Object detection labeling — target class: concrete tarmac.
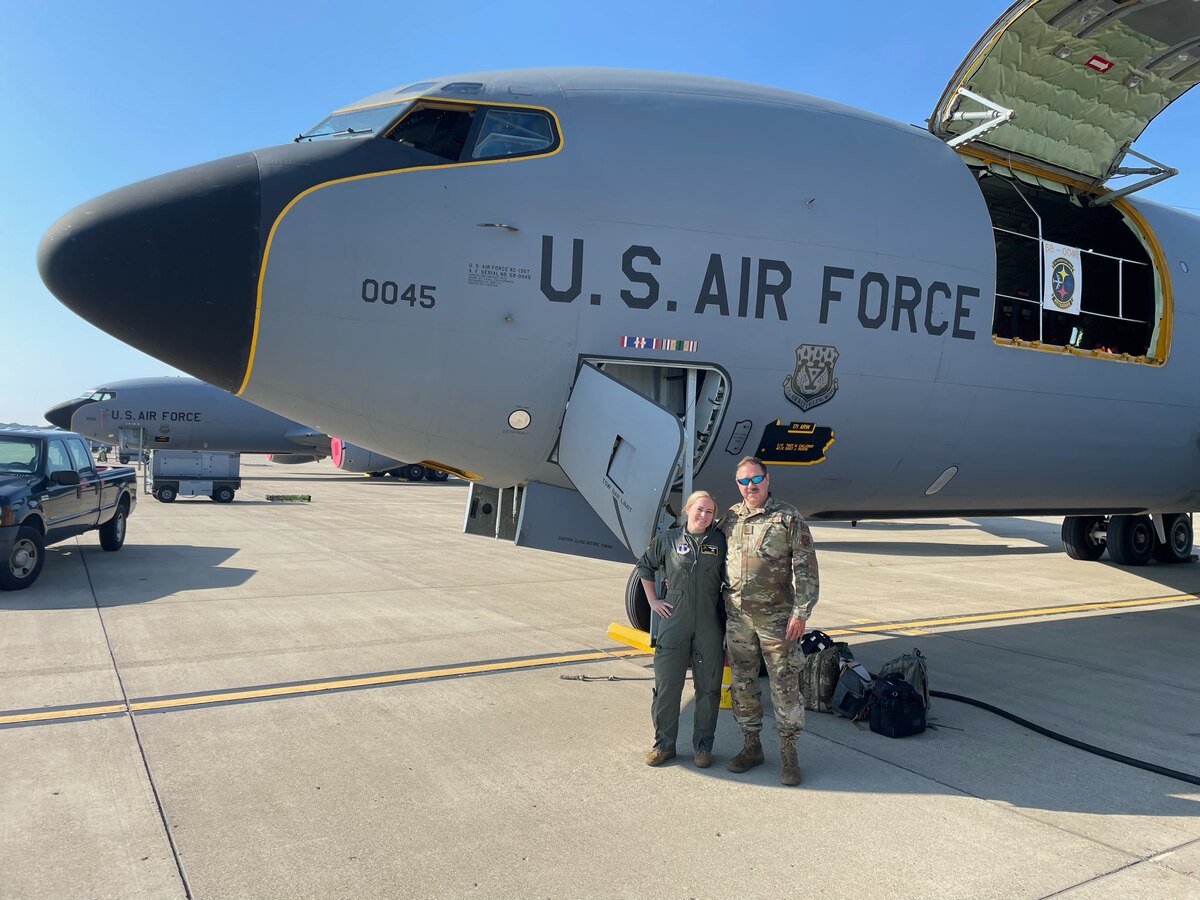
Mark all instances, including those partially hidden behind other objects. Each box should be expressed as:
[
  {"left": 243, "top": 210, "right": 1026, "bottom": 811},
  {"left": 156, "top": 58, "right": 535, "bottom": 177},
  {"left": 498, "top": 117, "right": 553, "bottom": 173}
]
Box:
[{"left": 2, "top": 460, "right": 1198, "bottom": 899}]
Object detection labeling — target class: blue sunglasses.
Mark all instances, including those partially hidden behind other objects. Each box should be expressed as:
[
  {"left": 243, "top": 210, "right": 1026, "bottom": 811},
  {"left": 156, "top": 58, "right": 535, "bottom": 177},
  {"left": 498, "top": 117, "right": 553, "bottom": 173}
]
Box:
[{"left": 737, "top": 474, "right": 766, "bottom": 485}]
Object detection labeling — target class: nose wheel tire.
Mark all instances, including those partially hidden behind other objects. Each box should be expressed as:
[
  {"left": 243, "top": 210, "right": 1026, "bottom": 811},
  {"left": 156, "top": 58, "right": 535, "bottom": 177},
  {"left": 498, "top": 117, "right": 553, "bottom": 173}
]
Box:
[
  {"left": 1, "top": 526, "right": 45, "bottom": 591},
  {"left": 1061, "top": 516, "right": 1107, "bottom": 560},
  {"left": 1153, "top": 513, "right": 1193, "bottom": 564},
  {"left": 624, "top": 566, "right": 651, "bottom": 632},
  {"left": 1106, "top": 514, "right": 1154, "bottom": 566}
]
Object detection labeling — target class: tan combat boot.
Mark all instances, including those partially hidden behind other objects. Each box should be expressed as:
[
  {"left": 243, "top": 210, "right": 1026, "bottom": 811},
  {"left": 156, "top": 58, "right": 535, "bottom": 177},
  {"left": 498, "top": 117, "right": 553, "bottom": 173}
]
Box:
[
  {"left": 725, "top": 732, "right": 765, "bottom": 773},
  {"left": 780, "top": 739, "right": 801, "bottom": 786},
  {"left": 644, "top": 748, "right": 676, "bottom": 767}
]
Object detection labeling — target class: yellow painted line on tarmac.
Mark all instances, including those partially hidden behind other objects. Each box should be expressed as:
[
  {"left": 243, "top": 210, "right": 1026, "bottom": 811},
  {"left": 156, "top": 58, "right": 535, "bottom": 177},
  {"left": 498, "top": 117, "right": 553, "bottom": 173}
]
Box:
[
  {"left": 825, "top": 593, "right": 1198, "bottom": 636},
  {"left": 0, "top": 647, "right": 648, "bottom": 728},
  {"left": 0, "top": 703, "right": 127, "bottom": 726},
  {"left": 607, "top": 593, "right": 1199, "bottom": 651}
]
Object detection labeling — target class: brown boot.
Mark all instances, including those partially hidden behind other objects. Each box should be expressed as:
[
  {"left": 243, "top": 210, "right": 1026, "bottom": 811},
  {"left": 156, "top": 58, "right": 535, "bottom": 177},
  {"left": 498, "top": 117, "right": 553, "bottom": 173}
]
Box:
[
  {"left": 780, "top": 739, "right": 801, "bottom": 786},
  {"left": 725, "top": 733, "right": 764, "bottom": 773},
  {"left": 644, "top": 748, "right": 676, "bottom": 767},
  {"left": 694, "top": 749, "right": 713, "bottom": 769}
]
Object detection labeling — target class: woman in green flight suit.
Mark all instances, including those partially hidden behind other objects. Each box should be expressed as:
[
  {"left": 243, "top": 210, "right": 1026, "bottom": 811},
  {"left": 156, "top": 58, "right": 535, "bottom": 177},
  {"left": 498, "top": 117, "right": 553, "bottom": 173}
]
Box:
[{"left": 636, "top": 490, "right": 728, "bottom": 768}]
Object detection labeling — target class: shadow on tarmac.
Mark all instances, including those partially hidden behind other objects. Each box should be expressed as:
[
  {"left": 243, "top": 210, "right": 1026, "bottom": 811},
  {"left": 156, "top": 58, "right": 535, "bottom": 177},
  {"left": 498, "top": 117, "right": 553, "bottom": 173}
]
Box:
[
  {"left": 819, "top": 540, "right": 1057, "bottom": 558},
  {"left": 673, "top": 605, "right": 1200, "bottom": 818},
  {"left": 0, "top": 544, "right": 251, "bottom": 610},
  {"left": 817, "top": 516, "right": 1200, "bottom": 594}
]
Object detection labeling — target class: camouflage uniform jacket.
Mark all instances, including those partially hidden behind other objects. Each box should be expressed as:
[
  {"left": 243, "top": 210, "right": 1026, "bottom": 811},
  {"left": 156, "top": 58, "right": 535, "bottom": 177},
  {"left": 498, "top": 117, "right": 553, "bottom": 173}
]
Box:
[{"left": 720, "top": 496, "right": 819, "bottom": 621}]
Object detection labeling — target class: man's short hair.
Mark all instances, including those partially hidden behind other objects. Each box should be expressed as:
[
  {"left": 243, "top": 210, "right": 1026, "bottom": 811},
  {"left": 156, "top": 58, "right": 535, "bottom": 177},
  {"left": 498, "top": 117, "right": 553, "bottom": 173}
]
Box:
[{"left": 735, "top": 456, "right": 767, "bottom": 474}]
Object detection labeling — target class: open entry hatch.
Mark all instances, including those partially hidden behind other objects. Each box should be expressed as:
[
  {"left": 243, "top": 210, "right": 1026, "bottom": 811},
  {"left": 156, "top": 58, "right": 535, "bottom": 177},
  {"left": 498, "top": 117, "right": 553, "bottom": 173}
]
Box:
[
  {"left": 556, "top": 360, "right": 730, "bottom": 555},
  {"left": 931, "top": 0, "right": 1200, "bottom": 202}
]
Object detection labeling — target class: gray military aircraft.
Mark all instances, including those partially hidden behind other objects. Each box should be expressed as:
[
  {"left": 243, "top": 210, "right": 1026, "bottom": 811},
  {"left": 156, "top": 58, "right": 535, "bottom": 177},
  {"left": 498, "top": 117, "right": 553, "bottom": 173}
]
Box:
[
  {"left": 36, "top": 1, "right": 1200, "bottom": 626},
  {"left": 44, "top": 377, "right": 444, "bottom": 479}
]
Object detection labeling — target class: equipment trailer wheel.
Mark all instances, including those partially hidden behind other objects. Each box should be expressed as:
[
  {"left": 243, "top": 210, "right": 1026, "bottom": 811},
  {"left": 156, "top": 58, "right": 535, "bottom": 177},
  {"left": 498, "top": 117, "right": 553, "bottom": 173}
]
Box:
[
  {"left": 156, "top": 485, "right": 177, "bottom": 503},
  {"left": 99, "top": 501, "right": 128, "bottom": 551},
  {"left": 624, "top": 566, "right": 651, "bottom": 632},
  {"left": 1, "top": 526, "right": 45, "bottom": 590},
  {"left": 1061, "top": 515, "right": 1106, "bottom": 561},
  {"left": 212, "top": 486, "right": 235, "bottom": 504},
  {"left": 1153, "top": 513, "right": 1193, "bottom": 564},
  {"left": 1106, "top": 514, "right": 1154, "bottom": 566}
]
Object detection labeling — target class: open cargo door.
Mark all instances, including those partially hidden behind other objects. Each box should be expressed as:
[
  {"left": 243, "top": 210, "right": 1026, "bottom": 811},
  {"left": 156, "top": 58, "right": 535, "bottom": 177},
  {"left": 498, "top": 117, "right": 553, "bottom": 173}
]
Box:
[
  {"left": 556, "top": 362, "right": 684, "bottom": 556},
  {"left": 931, "top": 0, "right": 1200, "bottom": 199}
]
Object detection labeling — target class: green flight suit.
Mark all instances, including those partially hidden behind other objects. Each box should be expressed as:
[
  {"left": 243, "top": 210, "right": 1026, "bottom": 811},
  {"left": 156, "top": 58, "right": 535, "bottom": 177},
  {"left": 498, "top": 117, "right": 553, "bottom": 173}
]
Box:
[{"left": 635, "top": 524, "right": 727, "bottom": 752}]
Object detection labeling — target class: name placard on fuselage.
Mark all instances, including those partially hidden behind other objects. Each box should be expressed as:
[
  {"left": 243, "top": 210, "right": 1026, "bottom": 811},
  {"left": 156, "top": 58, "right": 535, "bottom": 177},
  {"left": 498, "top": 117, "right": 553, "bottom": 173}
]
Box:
[{"left": 538, "top": 236, "right": 980, "bottom": 340}]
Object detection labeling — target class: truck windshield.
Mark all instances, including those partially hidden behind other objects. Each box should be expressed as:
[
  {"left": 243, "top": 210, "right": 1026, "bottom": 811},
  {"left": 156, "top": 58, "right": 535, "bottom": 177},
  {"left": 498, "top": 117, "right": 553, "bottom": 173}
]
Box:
[
  {"left": 0, "top": 437, "right": 40, "bottom": 474},
  {"left": 296, "top": 101, "right": 413, "bottom": 142}
]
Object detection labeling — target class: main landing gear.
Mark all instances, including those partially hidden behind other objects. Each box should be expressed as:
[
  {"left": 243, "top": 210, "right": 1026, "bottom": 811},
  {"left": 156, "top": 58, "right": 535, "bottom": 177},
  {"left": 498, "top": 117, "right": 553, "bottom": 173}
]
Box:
[{"left": 1062, "top": 513, "right": 1193, "bottom": 566}]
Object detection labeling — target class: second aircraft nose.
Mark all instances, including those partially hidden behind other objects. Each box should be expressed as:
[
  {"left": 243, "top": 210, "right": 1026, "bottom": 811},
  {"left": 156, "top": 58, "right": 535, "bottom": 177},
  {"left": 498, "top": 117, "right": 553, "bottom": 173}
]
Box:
[{"left": 37, "top": 152, "right": 262, "bottom": 392}]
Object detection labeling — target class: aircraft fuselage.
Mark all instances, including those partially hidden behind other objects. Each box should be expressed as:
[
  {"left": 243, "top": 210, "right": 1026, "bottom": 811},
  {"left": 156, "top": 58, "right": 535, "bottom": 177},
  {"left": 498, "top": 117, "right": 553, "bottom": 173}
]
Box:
[{"left": 38, "top": 70, "right": 1200, "bottom": 519}]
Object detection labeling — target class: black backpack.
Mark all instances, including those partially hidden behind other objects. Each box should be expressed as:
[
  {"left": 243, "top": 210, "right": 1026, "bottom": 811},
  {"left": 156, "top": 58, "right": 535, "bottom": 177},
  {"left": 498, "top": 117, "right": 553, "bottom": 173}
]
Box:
[{"left": 868, "top": 674, "right": 927, "bottom": 738}]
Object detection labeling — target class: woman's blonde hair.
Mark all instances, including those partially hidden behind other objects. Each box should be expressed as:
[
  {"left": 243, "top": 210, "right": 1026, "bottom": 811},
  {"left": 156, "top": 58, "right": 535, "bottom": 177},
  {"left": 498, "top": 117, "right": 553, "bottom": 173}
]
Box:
[{"left": 681, "top": 490, "right": 717, "bottom": 516}]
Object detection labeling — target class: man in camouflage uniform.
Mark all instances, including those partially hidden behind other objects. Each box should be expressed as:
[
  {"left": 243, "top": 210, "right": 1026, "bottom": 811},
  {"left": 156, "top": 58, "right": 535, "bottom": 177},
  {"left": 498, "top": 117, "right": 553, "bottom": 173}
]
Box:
[{"left": 720, "top": 456, "right": 819, "bottom": 786}]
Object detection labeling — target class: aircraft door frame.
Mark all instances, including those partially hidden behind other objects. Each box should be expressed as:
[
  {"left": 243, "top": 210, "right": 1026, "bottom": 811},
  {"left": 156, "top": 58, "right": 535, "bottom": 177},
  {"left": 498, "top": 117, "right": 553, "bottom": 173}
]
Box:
[
  {"left": 556, "top": 362, "right": 685, "bottom": 556},
  {"left": 580, "top": 357, "right": 732, "bottom": 497}
]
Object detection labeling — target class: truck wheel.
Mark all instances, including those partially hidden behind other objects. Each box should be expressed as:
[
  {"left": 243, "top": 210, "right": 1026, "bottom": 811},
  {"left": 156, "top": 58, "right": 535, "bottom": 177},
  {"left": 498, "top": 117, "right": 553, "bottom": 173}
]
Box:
[
  {"left": 212, "top": 486, "right": 235, "bottom": 503},
  {"left": 404, "top": 464, "right": 427, "bottom": 481},
  {"left": 157, "top": 485, "right": 177, "bottom": 503},
  {"left": 99, "top": 501, "right": 128, "bottom": 551},
  {"left": 1, "top": 526, "right": 45, "bottom": 590}
]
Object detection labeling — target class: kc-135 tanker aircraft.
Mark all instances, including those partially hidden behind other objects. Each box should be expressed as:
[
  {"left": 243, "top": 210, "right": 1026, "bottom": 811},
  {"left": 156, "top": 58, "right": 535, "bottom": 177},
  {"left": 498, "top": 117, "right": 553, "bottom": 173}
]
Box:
[
  {"left": 37, "top": 0, "right": 1200, "bottom": 625},
  {"left": 44, "top": 377, "right": 442, "bottom": 479}
]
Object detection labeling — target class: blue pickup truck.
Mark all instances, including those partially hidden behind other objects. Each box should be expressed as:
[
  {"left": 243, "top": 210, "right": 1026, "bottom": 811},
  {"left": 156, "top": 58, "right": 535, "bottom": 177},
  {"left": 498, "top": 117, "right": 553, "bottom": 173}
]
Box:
[{"left": 0, "top": 427, "right": 138, "bottom": 590}]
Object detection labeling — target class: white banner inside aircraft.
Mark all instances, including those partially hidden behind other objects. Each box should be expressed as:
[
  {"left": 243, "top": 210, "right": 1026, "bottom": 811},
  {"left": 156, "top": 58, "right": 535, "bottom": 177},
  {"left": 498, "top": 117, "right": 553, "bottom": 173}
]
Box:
[{"left": 1042, "top": 241, "right": 1083, "bottom": 316}]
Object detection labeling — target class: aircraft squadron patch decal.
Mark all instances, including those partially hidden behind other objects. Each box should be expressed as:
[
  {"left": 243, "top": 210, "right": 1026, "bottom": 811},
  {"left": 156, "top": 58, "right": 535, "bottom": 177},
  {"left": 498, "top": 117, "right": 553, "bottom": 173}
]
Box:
[
  {"left": 1049, "top": 259, "right": 1075, "bottom": 309},
  {"left": 755, "top": 420, "right": 834, "bottom": 466},
  {"left": 1042, "top": 242, "right": 1083, "bottom": 315},
  {"left": 783, "top": 344, "right": 839, "bottom": 411}
]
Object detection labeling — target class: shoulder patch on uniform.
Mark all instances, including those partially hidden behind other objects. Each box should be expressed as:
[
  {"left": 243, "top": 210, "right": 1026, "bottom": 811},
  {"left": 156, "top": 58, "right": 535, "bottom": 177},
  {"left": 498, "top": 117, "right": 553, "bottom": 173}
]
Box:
[{"left": 801, "top": 533, "right": 813, "bottom": 548}]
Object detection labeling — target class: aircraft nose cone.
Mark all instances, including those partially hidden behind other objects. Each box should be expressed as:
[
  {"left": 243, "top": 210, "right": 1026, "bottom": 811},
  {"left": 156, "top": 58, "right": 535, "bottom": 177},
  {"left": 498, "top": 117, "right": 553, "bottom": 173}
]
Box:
[
  {"left": 38, "top": 152, "right": 262, "bottom": 392},
  {"left": 45, "top": 399, "right": 88, "bottom": 430}
]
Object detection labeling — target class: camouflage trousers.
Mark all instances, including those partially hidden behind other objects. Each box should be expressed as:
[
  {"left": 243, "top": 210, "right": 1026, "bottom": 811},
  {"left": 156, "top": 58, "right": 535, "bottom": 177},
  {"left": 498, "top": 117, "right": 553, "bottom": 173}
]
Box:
[{"left": 725, "top": 607, "right": 805, "bottom": 740}]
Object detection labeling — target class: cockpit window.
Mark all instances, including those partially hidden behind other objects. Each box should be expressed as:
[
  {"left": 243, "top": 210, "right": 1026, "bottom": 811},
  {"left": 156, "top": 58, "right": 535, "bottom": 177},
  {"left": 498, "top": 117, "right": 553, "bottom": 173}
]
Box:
[
  {"left": 471, "top": 109, "right": 555, "bottom": 160},
  {"left": 297, "top": 102, "right": 413, "bottom": 142},
  {"left": 78, "top": 390, "right": 115, "bottom": 401},
  {"left": 387, "top": 104, "right": 476, "bottom": 161}
]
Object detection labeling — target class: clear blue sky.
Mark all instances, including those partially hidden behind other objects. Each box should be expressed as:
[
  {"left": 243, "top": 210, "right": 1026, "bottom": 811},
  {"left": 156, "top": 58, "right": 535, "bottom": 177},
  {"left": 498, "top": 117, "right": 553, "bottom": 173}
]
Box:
[{"left": 3, "top": 1, "right": 1197, "bottom": 426}]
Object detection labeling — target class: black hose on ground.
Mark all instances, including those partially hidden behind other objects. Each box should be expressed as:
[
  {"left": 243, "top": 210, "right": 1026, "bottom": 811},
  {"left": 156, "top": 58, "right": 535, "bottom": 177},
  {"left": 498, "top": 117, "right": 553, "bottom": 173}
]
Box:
[{"left": 930, "top": 689, "right": 1200, "bottom": 787}]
